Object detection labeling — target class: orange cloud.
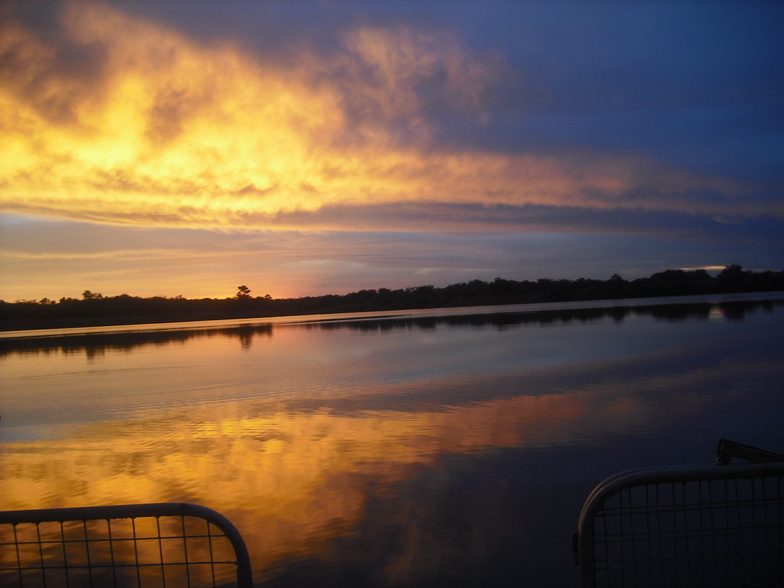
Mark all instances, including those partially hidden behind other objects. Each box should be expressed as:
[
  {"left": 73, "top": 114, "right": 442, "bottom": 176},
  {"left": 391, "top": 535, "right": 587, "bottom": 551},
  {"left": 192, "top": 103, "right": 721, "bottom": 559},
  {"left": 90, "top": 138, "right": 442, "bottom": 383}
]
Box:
[{"left": 0, "top": 2, "right": 759, "bottom": 231}]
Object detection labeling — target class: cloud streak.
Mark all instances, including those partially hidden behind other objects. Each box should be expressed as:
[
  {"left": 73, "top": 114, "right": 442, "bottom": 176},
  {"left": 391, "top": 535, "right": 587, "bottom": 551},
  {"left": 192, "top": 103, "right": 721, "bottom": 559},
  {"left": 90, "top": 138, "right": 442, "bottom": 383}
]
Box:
[{"left": 1, "top": 1, "right": 773, "bottom": 234}]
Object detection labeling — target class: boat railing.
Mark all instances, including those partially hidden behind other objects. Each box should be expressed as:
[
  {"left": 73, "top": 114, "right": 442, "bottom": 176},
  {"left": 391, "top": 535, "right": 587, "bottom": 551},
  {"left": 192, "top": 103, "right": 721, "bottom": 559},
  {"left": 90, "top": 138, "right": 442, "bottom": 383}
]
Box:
[
  {"left": 0, "top": 502, "right": 253, "bottom": 587},
  {"left": 573, "top": 439, "right": 784, "bottom": 587}
]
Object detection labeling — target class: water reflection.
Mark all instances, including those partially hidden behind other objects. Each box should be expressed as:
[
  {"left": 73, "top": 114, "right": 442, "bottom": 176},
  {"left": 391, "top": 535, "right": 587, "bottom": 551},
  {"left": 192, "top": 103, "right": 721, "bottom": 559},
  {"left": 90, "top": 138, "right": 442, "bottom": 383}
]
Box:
[
  {"left": 0, "top": 515, "right": 241, "bottom": 588},
  {"left": 0, "top": 323, "right": 274, "bottom": 357},
  {"left": 1, "top": 295, "right": 783, "bottom": 586},
  {"left": 2, "top": 296, "right": 781, "bottom": 357}
]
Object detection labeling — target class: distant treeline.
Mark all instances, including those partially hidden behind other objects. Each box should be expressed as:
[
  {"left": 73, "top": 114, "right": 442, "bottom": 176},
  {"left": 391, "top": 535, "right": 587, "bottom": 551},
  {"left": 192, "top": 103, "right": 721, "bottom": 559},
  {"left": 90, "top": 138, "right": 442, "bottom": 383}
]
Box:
[{"left": 2, "top": 265, "right": 783, "bottom": 331}]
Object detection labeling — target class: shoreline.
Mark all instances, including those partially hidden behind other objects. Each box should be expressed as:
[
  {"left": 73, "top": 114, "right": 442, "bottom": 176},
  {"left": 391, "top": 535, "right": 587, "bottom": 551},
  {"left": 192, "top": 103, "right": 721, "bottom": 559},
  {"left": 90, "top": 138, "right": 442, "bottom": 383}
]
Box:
[
  {"left": 3, "top": 267, "right": 783, "bottom": 333},
  {"left": 3, "top": 290, "right": 783, "bottom": 342}
]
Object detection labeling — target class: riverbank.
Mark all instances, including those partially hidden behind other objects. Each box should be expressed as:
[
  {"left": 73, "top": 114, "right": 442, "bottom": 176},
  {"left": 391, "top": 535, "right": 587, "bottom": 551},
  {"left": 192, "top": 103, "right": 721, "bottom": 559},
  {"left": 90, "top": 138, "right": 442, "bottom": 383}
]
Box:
[{"left": 2, "top": 266, "right": 783, "bottom": 331}]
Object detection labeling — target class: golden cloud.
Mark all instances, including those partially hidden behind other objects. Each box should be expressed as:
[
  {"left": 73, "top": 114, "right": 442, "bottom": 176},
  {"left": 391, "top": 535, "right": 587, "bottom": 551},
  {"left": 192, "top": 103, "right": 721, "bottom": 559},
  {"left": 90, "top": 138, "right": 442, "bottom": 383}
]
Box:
[{"left": 0, "top": 2, "right": 757, "bottom": 230}]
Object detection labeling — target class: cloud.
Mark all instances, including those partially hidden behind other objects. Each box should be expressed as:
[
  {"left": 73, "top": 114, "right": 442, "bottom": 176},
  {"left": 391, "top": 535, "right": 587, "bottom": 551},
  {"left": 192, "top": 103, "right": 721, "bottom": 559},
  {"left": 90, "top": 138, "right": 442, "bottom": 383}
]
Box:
[
  {"left": 1, "top": 1, "right": 776, "bottom": 234},
  {"left": 711, "top": 215, "right": 743, "bottom": 226}
]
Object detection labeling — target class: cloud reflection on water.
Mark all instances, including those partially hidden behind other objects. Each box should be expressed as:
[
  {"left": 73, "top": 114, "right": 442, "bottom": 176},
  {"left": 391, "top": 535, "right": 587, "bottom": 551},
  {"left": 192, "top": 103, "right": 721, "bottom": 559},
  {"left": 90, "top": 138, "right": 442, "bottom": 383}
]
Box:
[{"left": 1, "top": 297, "right": 783, "bottom": 586}]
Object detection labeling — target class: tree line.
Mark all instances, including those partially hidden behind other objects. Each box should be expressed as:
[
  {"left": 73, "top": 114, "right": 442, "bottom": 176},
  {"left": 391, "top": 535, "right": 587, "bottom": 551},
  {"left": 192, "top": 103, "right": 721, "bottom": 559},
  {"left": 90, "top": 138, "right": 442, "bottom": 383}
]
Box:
[{"left": 2, "top": 265, "right": 783, "bottom": 331}]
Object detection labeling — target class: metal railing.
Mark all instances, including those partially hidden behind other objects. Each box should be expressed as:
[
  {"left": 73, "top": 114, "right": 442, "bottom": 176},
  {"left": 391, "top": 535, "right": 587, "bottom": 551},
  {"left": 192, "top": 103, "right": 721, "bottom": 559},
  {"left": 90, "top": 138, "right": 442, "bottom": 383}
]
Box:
[
  {"left": 0, "top": 502, "right": 253, "bottom": 588},
  {"left": 574, "top": 440, "right": 784, "bottom": 587}
]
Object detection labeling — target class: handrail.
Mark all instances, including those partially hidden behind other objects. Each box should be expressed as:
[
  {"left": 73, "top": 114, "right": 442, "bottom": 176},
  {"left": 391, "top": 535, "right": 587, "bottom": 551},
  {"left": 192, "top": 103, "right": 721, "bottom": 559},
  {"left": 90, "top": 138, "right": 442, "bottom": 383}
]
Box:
[
  {"left": 574, "top": 451, "right": 784, "bottom": 587},
  {"left": 716, "top": 437, "right": 784, "bottom": 464},
  {"left": 0, "top": 502, "right": 253, "bottom": 587}
]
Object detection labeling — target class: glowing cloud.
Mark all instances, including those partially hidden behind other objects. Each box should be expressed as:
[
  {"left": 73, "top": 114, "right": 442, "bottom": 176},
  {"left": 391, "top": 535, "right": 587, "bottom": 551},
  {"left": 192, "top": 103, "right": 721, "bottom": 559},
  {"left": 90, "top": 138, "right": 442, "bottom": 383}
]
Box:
[{"left": 0, "top": 2, "right": 767, "bottom": 232}]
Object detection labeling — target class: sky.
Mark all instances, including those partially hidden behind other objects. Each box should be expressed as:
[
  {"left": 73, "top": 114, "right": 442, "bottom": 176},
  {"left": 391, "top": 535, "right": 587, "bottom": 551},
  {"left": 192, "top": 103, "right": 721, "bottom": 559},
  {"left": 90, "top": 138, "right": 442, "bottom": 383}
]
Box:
[{"left": 1, "top": 1, "right": 783, "bottom": 301}]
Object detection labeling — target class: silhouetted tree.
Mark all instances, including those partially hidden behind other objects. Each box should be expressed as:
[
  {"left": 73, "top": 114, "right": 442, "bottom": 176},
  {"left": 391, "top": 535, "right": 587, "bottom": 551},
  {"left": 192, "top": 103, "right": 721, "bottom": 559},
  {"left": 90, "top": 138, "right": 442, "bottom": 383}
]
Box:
[
  {"left": 3, "top": 266, "right": 783, "bottom": 332},
  {"left": 717, "top": 264, "right": 751, "bottom": 293}
]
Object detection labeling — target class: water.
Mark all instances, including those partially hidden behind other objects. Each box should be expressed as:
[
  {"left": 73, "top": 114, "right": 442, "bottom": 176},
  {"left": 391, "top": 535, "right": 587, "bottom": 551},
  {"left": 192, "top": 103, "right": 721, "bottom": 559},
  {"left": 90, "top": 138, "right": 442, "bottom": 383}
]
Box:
[{"left": 1, "top": 294, "right": 783, "bottom": 587}]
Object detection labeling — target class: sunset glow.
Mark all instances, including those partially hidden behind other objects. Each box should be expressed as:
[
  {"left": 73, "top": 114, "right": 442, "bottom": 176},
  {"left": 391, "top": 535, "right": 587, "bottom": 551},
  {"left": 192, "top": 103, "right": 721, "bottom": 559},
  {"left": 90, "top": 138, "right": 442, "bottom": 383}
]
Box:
[{"left": 1, "top": 1, "right": 782, "bottom": 300}]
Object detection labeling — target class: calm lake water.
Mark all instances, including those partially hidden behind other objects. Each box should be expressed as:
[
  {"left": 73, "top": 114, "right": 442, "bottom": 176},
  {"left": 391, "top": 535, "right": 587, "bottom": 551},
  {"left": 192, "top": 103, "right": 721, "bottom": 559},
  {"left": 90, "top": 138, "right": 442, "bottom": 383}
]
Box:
[{"left": 2, "top": 293, "right": 783, "bottom": 587}]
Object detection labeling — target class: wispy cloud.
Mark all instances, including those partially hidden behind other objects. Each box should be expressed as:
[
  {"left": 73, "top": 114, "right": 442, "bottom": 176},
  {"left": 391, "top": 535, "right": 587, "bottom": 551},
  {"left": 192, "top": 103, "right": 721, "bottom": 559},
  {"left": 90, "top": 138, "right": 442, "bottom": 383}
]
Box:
[{"left": 1, "top": 1, "right": 772, "bottom": 234}]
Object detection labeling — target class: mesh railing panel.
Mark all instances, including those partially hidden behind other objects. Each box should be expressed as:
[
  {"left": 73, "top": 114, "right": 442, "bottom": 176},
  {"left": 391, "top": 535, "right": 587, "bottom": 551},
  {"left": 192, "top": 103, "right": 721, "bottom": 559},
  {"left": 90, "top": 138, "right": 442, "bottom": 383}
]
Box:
[
  {"left": 576, "top": 463, "right": 784, "bottom": 588},
  {"left": 0, "top": 503, "right": 252, "bottom": 588}
]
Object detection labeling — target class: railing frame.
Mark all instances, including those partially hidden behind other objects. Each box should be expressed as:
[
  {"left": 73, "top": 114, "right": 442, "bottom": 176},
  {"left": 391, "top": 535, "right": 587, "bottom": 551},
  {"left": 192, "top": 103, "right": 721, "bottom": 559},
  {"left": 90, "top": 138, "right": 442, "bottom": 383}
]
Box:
[
  {"left": 574, "top": 459, "right": 784, "bottom": 587},
  {"left": 0, "top": 502, "right": 253, "bottom": 587}
]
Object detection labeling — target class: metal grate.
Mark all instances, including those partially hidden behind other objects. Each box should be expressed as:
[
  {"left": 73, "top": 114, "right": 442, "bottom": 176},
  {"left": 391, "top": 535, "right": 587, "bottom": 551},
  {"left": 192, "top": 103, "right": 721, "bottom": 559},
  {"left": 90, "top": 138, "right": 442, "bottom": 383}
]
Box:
[
  {"left": 575, "top": 458, "right": 784, "bottom": 587},
  {"left": 0, "top": 503, "right": 253, "bottom": 588}
]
